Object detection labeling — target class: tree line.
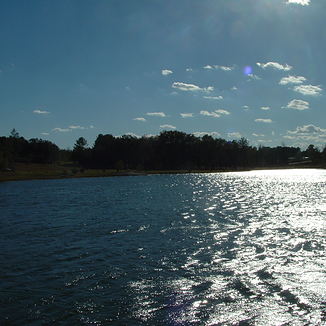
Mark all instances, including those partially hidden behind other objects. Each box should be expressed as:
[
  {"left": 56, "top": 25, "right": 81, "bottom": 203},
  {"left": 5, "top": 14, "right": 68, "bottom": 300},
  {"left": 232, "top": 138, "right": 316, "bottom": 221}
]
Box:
[
  {"left": 1, "top": 129, "right": 325, "bottom": 171},
  {"left": 72, "top": 131, "right": 326, "bottom": 170}
]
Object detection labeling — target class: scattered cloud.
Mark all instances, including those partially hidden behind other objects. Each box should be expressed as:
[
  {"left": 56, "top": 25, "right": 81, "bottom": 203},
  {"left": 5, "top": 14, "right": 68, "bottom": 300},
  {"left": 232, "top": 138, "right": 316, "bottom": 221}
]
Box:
[
  {"left": 143, "top": 134, "right": 157, "bottom": 138},
  {"left": 160, "top": 124, "right": 176, "bottom": 129},
  {"left": 287, "top": 124, "right": 326, "bottom": 135},
  {"left": 200, "top": 109, "right": 230, "bottom": 118},
  {"left": 215, "top": 109, "right": 230, "bottom": 115},
  {"left": 255, "top": 118, "right": 273, "bottom": 123},
  {"left": 228, "top": 132, "right": 242, "bottom": 139},
  {"left": 242, "top": 105, "right": 250, "bottom": 110},
  {"left": 284, "top": 124, "right": 326, "bottom": 144},
  {"left": 186, "top": 68, "right": 193, "bottom": 72},
  {"left": 200, "top": 110, "right": 220, "bottom": 118},
  {"left": 203, "top": 96, "right": 223, "bottom": 100},
  {"left": 162, "top": 69, "right": 173, "bottom": 76},
  {"left": 193, "top": 131, "right": 221, "bottom": 138},
  {"left": 248, "top": 74, "right": 261, "bottom": 80},
  {"left": 252, "top": 133, "right": 265, "bottom": 137},
  {"left": 231, "top": 86, "right": 238, "bottom": 90},
  {"left": 69, "top": 125, "right": 85, "bottom": 130},
  {"left": 203, "top": 65, "right": 234, "bottom": 71},
  {"left": 257, "top": 139, "right": 273, "bottom": 143},
  {"left": 260, "top": 106, "right": 271, "bottom": 111},
  {"left": 172, "top": 82, "right": 213, "bottom": 92},
  {"left": 218, "top": 65, "right": 234, "bottom": 71},
  {"left": 33, "top": 109, "right": 50, "bottom": 114},
  {"left": 287, "top": 0, "right": 310, "bottom": 5},
  {"left": 41, "top": 132, "right": 49, "bottom": 136},
  {"left": 53, "top": 128, "right": 71, "bottom": 132},
  {"left": 279, "top": 75, "right": 306, "bottom": 85},
  {"left": 256, "top": 62, "right": 292, "bottom": 71},
  {"left": 283, "top": 99, "right": 310, "bottom": 110},
  {"left": 52, "top": 125, "right": 90, "bottom": 132},
  {"left": 134, "top": 117, "right": 146, "bottom": 122},
  {"left": 180, "top": 113, "right": 194, "bottom": 118},
  {"left": 293, "top": 84, "right": 322, "bottom": 96},
  {"left": 124, "top": 132, "right": 140, "bottom": 138},
  {"left": 146, "top": 112, "right": 166, "bottom": 117}
]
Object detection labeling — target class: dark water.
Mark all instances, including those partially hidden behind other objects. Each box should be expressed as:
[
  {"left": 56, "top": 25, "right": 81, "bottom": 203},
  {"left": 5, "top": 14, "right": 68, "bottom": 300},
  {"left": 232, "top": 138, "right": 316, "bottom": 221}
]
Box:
[{"left": 1, "top": 169, "right": 325, "bottom": 325}]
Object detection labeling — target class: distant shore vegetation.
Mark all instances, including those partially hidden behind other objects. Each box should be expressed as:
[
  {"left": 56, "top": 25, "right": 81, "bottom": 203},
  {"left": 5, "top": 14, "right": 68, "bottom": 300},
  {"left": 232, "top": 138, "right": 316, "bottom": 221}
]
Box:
[{"left": 1, "top": 129, "right": 325, "bottom": 180}]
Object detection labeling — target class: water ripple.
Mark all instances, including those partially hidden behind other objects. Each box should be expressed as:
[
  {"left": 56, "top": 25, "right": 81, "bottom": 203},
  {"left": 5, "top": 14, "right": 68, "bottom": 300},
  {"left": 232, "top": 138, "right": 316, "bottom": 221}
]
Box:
[{"left": 0, "top": 169, "right": 325, "bottom": 325}]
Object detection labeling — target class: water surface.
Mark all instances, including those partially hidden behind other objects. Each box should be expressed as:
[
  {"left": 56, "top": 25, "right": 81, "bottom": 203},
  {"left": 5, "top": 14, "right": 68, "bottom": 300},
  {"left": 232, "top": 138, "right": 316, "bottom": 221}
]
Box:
[{"left": 1, "top": 169, "right": 325, "bottom": 325}]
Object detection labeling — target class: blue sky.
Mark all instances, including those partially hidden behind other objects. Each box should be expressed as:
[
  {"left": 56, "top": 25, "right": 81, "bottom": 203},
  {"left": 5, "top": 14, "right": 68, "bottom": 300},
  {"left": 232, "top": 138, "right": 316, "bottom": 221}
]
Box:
[{"left": 0, "top": 0, "right": 325, "bottom": 149}]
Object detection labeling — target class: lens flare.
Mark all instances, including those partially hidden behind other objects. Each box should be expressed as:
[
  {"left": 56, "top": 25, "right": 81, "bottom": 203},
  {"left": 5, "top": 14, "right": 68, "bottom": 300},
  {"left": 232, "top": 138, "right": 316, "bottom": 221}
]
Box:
[{"left": 243, "top": 66, "right": 252, "bottom": 75}]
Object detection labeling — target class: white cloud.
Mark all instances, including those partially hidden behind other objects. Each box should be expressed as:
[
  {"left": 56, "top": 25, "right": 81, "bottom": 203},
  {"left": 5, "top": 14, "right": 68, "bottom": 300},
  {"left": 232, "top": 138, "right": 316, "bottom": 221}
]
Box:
[
  {"left": 283, "top": 99, "right": 310, "bottom": 110},
  {"left": 257, "top": 139, "right": 273, "bottom": 143},
  {"left": 143, "top": 134, "right": 156, "bottom": 138},
  {"left": 218, "top": 65, "right": 234, "bottom": 71},
  {"left": 146, "top": 112, "right": 166, "bottom": 117},
  {"left": 279, "top": 75, "right": 306, "bottom": 85},
  {"left": 256, "top": 62, "right": 292, "bottom": 71},
  {"left": 228, "top": 132, "right": 242, "bottom": 139},
  {"left": 162, "top": 69, "right": 173, "bottom": 76},
  {"left": 242, "top": 105, "right": 250, "bottom": 110},
  {"left": 215, "top": 109, "right": 230, "bottom": 115},
  {"left": 203, "top": 96, "right": 223, "bottom": 100},
  {"left": 260, "top": 106, "right": 271, "bottom": 111},
  {"left": 255, "top": 118, "right": 273, "bottom": 123},
  {"left": 124, "top": 132, "right": 140, "bottom": 138},
  {"left": 285, "top": 124, "right": 326, "bottom": 145},
  {"left": 193, "top": 131, "right": 221, "bottom": 138},
  {"left": 180, "top": 113, "right": 194, "bottom": 118},
  {"left": 33, "top": 109, "right": 50, "bottom": 114},
  {"left": 252, "top": 133, "right": 265, "bottom": 137},
  {"left": 293, "top": 84, "right": 322, "bottom": 96},
  {"left": 172, "top": 82, "right": 213, "bottom": 92},
  {"left": 231, "top": 86, "right": 238, "bottom": 90},
  {"left": 69, "top": 125, "right": 85, "bottom": 130},
  {"left": 89, "top": 125, "right": 95, "bottom": 129},
  {"left": 287, "top": 124, "right": 326, "bottom": 135},
  {"left": 200, "top": 109, "right": 230, "bottom": 118},
  {"left": 200, "top": 110, "right": 220, "bottom": 118},
  {"left": 41, "top": 132, "right": 49, "bottom": 136},
  {"left": 186, "top": 68, "right": 193, "bottom": 72},
  {"left": 160, "top": 124, "right": 176, "bottom": 129},
  {"left": 287, "top": 0, "right": 310, "bottom": 5},
  {"left": 53, "top": 128, "right": 71, "bottom": 132},
  {"left": 134, "top": 117, "right": 146, "bottom": 122},
  {"left": 248, "top": 74, "right": 261, "bottom": 80},
  {"left": 203, "top": 65, "right": 234, "bottom": 71}
]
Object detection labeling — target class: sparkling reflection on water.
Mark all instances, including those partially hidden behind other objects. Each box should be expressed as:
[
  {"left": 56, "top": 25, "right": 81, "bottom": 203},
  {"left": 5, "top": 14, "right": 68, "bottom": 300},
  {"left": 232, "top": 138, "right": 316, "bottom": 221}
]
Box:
[{"left": 0, "top": 169, "right": 325, "bottom": 325}]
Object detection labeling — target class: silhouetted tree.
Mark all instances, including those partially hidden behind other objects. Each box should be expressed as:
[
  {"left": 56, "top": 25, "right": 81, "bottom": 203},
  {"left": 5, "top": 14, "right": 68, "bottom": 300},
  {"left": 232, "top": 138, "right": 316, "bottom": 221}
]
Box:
[{"left": 10, "top": 128, "right": 19, "bottom": 138}]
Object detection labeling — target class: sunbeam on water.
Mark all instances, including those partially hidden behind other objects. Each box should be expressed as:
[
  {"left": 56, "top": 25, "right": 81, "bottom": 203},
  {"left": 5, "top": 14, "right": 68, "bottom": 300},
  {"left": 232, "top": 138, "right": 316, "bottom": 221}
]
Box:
[{"left": 0, "top": 169, "right": 325, "bottom": 325}]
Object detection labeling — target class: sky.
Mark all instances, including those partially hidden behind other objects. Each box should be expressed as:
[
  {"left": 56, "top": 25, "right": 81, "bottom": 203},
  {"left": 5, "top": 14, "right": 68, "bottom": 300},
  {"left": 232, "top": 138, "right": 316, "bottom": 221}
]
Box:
[{"left": 0, "top": 0, "right": 326, "bottom": 149}]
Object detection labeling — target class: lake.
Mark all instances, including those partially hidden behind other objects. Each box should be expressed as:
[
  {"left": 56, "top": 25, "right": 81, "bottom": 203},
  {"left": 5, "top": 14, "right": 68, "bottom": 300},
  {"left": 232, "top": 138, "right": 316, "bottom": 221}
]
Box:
[{"left": 1, "top": 169, "right": 325, "bottom": 325}]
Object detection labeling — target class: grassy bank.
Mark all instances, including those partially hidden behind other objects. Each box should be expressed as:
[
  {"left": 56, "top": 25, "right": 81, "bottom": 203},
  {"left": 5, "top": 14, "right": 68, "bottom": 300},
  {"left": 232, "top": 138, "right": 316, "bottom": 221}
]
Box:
[{"left": 0, "top": 162, "right": 325, "bottom": 182}]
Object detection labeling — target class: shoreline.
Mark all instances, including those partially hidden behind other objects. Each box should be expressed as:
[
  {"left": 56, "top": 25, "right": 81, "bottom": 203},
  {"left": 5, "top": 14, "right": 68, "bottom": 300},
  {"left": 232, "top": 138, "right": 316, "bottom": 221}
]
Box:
[{"left": 1, "top": 163, "right": 325, "bottom": 183}]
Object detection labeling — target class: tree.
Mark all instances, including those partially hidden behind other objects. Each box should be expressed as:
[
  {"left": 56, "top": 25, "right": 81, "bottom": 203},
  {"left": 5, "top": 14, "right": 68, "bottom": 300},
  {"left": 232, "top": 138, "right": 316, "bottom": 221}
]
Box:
[
  {"left": 72, "top": 137, "right": 88, "bottom": 165},
  {"left": 304, "top": 144, "right": 321, "bottom": 163},
  {"left": 10, "top": 128, "right": 19, "bottom": 138},
  {"left": 73, "top": 137, "right": 87, "bottom": 151}
]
